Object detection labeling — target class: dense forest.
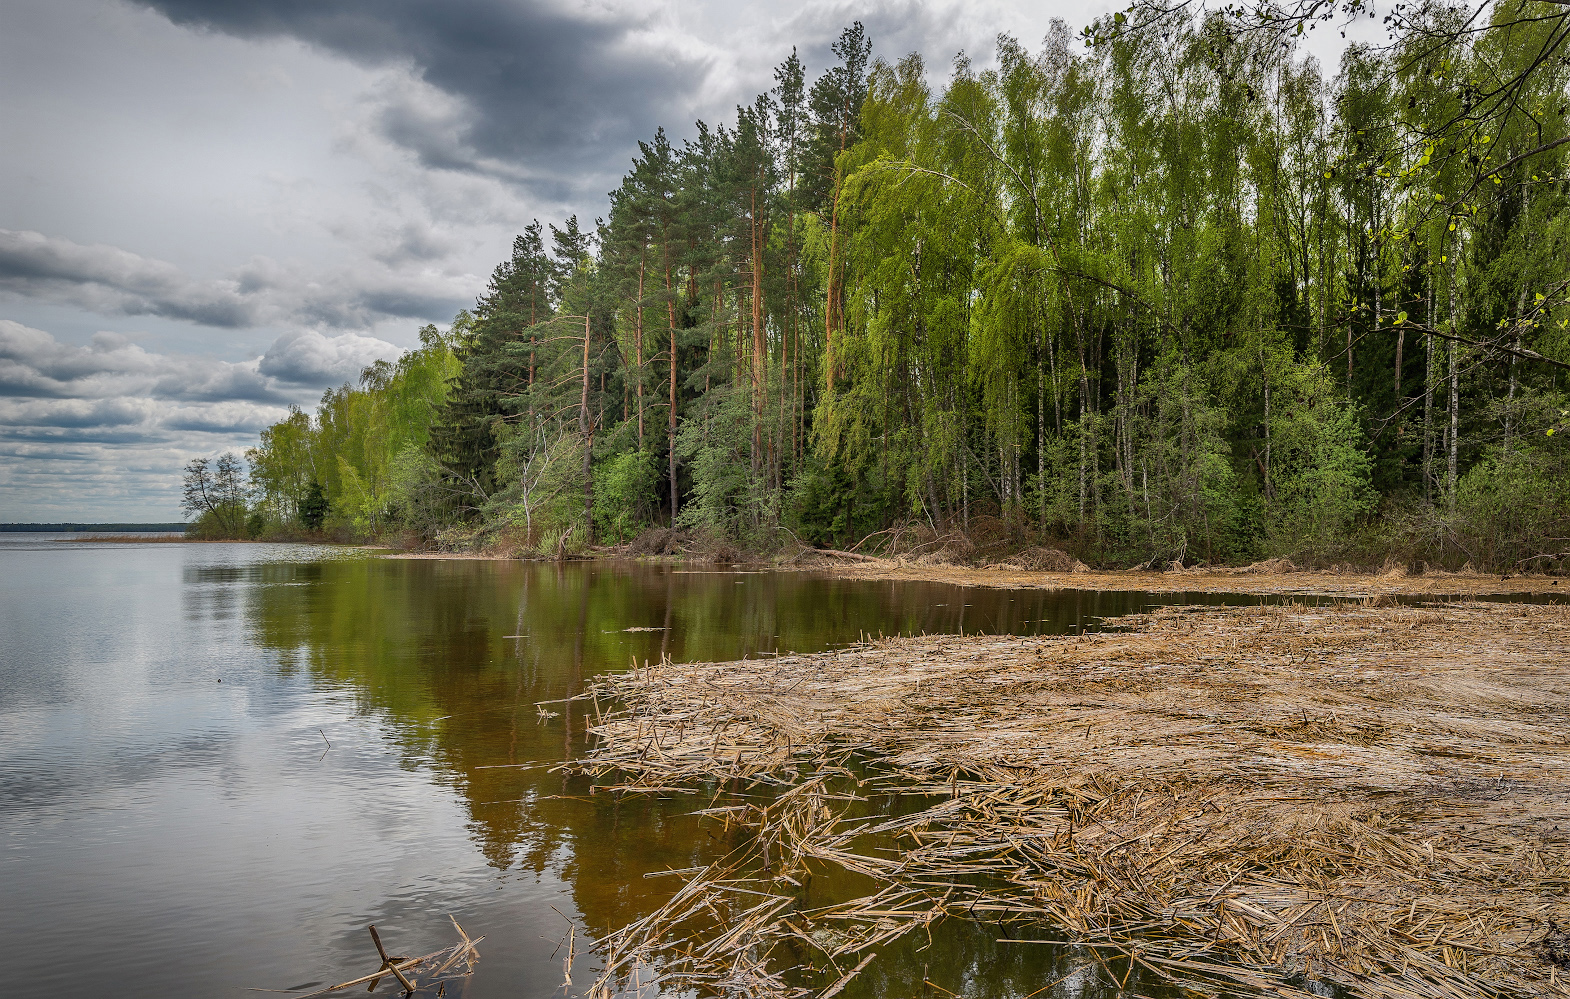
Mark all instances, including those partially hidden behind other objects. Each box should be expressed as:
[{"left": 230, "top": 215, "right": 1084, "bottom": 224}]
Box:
[{"left": 225, "top": 2, "right": 1570, "bottom": 571}]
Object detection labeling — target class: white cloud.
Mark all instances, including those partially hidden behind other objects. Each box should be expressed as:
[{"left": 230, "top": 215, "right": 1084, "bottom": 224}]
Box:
[
  {"left": 0, "top": 0, "right": 1358, "bottom": 522},
  {"left": 258, "top": 329, "right": 401, "bottom": 385},
  {"left": 0, "top": 229, "right": 255, "bottom": 327},
  {"left": 0, "top": 320, "right": 403, "bottom": 519},
  {"left": 0, "top": 438, "right": 212, "bottom": 521},
  {"left": 0, "top": 319, "right": 286, "bottom": 435},
  {"left": 0, "top": 228, "right": 472, "bottom": 331}
]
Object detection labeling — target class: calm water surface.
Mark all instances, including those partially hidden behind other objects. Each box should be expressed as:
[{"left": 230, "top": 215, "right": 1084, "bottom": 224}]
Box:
[{"left": 2, "top": 535, "right": 1275, "bottom": 998}]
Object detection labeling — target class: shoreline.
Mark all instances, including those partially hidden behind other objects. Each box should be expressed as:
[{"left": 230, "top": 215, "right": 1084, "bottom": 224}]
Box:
[
  {"left": 44, "top": 536, "right": 388, "bottom": 548},
  {"left": 806, "top": 557, "right": 1569, "bottom": 597},
  {"left": 573, "top": 600, "right": 1570, "bottom": 999},
  {"left": 384, "top": 547, "right": 1568, "bottom": 598},
  {"left": 73, "top": 537, "right": 1564, "bottom": 600}
]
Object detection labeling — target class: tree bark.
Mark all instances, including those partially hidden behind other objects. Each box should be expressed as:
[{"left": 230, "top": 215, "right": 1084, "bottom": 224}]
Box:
[
  {"left": 823, "top": 118, "right": 850, "bottom": 392},
  {"left": 666, "top": 258, "right": 679, "bottom": 526},
  {"left": 580, "top": 312, "right": 595, "bottom": 544},
  {"left": 1447, "top": 250, "right": 1460, "bottom": 507},
  {"left": 1262, "top": 349, "right": 1272, "bottom": 506},
  {"left": 1393, "top": 248, "right": 1404, "bottom": 406},
  {"left": 1075, "top": 324, "right": 1090, "bottom": 525},
  {"left": 635, "top": 244, "right": 646, "bottom": 449},
  {"left": 1506, "top": 284, "right": 1526, "bottom": 454},
  {"left": 751, "top": 184, "right": 766, "bottom": 482},
  {"left": 1448, "top": 338, "right": 1459, "bottom": 506},
  {"left": 1037, "top": 328, "right": 1046, "bottom": 525},
  {"left": 1423, "top": 264, "right": 1434, "bottom": 504}
]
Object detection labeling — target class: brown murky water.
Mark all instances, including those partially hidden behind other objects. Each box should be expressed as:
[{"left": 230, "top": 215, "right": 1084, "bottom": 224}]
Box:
[{"left": 2, "top": 537, "right": 1289, "bottom": 997}]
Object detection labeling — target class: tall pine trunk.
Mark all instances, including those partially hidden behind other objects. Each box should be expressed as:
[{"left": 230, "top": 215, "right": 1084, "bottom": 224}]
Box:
[
  {"left": 665, "top": 248, "right": 679, "bottom": 526},
  {"left": 580, "top": 312, "right": 595, "bottom": 544},
  {"left": 823, "top": 118, "right": 850, "bottom": 392},
  {"left": 1423, "top": 262, "right": 1434, "bottom": 505},
  {"left": 635, "top": 245, "right": 646, "bottom": 449},
  {"left": 1446, "top": 249, "right": 1460, "bottom": 508},
  {"left": 751, "top": 185, "right": 766, "bottom": 483}
]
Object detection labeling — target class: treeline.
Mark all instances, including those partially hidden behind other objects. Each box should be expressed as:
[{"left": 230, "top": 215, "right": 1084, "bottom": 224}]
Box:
[
  {"left": 241, "top": 5, "right": 1570, "bottom": 569},
  {"left": 185, "top": 325, "right": 460, "bottom": 538}
]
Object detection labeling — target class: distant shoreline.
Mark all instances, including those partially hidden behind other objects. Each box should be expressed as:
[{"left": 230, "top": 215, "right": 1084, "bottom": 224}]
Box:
[
  {"left": 27, "top": 535, "right": 388, "bottom": 549},
  {"left": 1, "top": 523, "right": 187, "bottom": 533},
  {"left": 13, "top": 535, "right": 1566, "bottom": 600}
]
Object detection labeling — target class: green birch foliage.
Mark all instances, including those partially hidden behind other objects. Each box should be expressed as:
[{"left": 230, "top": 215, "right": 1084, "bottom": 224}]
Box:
[
  {"left": 247, "top": 325, "right": 460, "bottom": 535},
  {"left": 238, "top": 8, "right": 1570, "bottom": 568}
]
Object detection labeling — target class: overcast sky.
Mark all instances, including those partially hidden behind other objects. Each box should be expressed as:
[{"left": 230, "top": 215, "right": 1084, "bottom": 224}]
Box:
[{"left": 2, "top": 0, "right": 1368, "bottom": 522}]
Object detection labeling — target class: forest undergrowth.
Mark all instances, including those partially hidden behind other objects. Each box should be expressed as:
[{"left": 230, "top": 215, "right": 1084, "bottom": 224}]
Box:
[{"left": 390, "top": 515, "right": 1570, "bottom": 583}]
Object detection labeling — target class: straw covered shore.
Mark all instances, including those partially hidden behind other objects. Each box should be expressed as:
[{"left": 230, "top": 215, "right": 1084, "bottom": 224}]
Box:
[
  {"left": 567, "top": 600, "right": 1570, "bottom": 999},
  {"left": 809, "top": 556, "right": 1569, "bottom": 598}
]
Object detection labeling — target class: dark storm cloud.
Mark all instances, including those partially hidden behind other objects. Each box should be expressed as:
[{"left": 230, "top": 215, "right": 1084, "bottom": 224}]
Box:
[
  {"left": 0, "top": 397, "right": 156, "bottom": 430},
  {"left": 0, "top": 229, "right": 256, "bottom": 328},
  {"left": 136, "top": 0, "right": 710, "bottom": 191},
  {"left": 0, "top": 229, "right": 468, "bottom": 330},
  {"left": 0, "top": 325, "right": 274, "bottom": 403},
  {"left": 351, "top": 288, "right": 463, "bottom": 323},
  {"left": 373, "top": 222, "right": 457, "bottom": 266}
]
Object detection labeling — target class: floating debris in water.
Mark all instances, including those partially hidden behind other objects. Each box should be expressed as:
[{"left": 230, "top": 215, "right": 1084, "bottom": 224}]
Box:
[
  {"left": 250, "top": 918, "right": 481, "bottom": 997},
  {"left": 564, "top": 601, "right": 1570, "bottom": 999}
]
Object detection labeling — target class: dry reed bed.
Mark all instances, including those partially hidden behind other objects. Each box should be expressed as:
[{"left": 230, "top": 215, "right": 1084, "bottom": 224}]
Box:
[
  {"left": 567, "top": 601, "right": 1570, "bottom": 999},
  {"left": 817, "top": 559, "right": 1568, "bottom": 597}
]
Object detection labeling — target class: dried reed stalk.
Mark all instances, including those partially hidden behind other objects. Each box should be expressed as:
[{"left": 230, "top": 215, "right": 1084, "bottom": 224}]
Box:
[
  {"left": 566, "top": 602, "right": 1570, "bottom": 999},
  {"left": 254, "top": 918, "right": 482, "bottom": 997},
  {"left": 819, "top": 560, "right": 1567, "bottom": 598}
]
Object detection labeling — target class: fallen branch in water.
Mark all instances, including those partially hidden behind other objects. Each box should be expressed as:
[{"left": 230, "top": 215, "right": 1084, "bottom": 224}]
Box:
[
  {"left": 804, "top": 548, "right": 881, "bottom": 562},
  {"left": 249, "top": 918, "right": 482, "bottom": 997}
]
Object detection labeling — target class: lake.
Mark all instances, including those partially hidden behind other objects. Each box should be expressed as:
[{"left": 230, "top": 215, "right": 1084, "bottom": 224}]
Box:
[{"left": 1, "top": 535, "right": 1275, "bottom": 997}]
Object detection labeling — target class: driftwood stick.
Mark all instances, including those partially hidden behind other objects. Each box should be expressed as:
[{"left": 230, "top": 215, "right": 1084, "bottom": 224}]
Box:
[
  {"left": 534, "top": 692, "right": 595, "bottom": 706},
  {"left": 368, "top": 925, "right": 417, "bottom": 993},
  {"left": 254, "top": 957, "right": 424, "bottom": 996},
  {"left": 563, "top": 925, "right": 575, "bottom": 989},
  {"left": 252, "top": 931, "right": 485, "bottom": 997},
  {"left": 430, "top": 936, "right": 481, "bottom": 977},
  {"left": 811, "top": 548, "right": 881, "bottom": 562}
]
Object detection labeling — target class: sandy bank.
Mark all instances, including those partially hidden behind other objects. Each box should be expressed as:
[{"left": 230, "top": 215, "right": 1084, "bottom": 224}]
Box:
[
  {"left": 381, "top": 547, "right": 1568, "bottom": 598},
  {"left": 811, "top": 558, "right": 1568, "bottom": 598},
  {"left": 574, "top": 601, "right": 1570, "bottom": 999},
  {"left": 380, "top": 550, "right": 514, "bottom": 560}
]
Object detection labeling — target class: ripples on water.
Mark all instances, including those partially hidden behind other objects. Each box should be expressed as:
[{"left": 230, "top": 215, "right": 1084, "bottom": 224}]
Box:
[{"left": 0, "top": 535, "right": 1303, "bottom": 998}]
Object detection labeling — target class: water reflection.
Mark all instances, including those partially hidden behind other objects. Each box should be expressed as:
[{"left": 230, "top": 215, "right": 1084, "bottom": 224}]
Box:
[
  {"left": 241, "top": 560, "right": 1250, "bottom": 859},
  {"left": 1, "top": 541, "right": 1276, "bottom": 999},
  {"left": 235, "top": 557, "right": 1264, "bottom": 997}
]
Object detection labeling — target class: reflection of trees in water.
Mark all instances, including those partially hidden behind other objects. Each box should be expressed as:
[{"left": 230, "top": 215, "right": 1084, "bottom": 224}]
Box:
[
  {"left": 242, "top": 559, "right": 608, "bottom": 875},
  {"left": 820, "top": 918, "right": 1186, "bottom": 999},
  {"left": 237, "top": 560, "right": 1188, "bottom": 996},
  {"left": 237, "top": 561, "right": 766, "bottom": 921}
]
